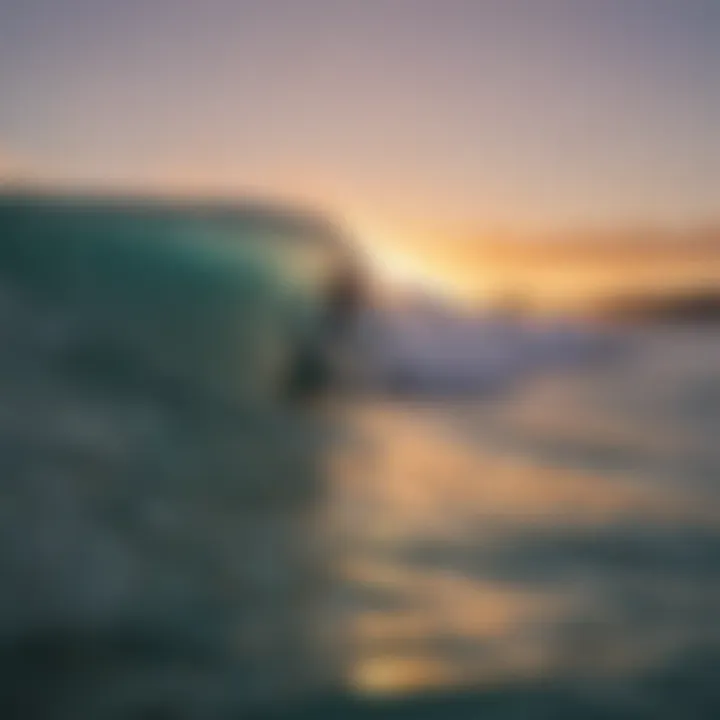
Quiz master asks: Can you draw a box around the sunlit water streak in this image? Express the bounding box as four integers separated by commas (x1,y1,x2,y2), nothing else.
331,329,720,699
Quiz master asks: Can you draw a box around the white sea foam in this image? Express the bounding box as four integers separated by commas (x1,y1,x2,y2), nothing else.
353,306,621,396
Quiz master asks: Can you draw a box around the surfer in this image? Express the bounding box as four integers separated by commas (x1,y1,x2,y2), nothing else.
286,252,367,399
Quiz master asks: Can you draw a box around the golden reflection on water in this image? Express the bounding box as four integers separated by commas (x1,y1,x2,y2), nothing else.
330,340,720,696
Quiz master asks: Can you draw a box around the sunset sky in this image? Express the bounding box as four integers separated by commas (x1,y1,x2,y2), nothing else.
1,0,718,302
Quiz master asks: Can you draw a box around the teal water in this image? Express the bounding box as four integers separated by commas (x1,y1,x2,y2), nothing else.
0,197,341,717
0,196,337,403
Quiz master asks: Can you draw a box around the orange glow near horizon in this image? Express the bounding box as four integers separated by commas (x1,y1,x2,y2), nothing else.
4,174,720,313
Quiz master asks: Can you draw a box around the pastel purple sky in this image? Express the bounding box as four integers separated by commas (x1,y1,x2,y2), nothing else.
1,0,718,294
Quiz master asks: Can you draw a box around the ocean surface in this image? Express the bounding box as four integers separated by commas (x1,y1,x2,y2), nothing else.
329,326,720,715
5,203,717,716
2,235,719,717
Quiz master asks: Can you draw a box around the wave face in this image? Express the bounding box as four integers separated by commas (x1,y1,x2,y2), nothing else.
0,195,345,403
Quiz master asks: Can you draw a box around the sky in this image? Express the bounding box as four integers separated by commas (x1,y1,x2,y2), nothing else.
1,0,719,299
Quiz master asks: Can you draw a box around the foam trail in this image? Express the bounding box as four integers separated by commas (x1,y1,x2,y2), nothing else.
354,306,621,397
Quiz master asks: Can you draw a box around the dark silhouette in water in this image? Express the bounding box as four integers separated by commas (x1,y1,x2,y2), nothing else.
323,255,367,338
286,253,368,400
